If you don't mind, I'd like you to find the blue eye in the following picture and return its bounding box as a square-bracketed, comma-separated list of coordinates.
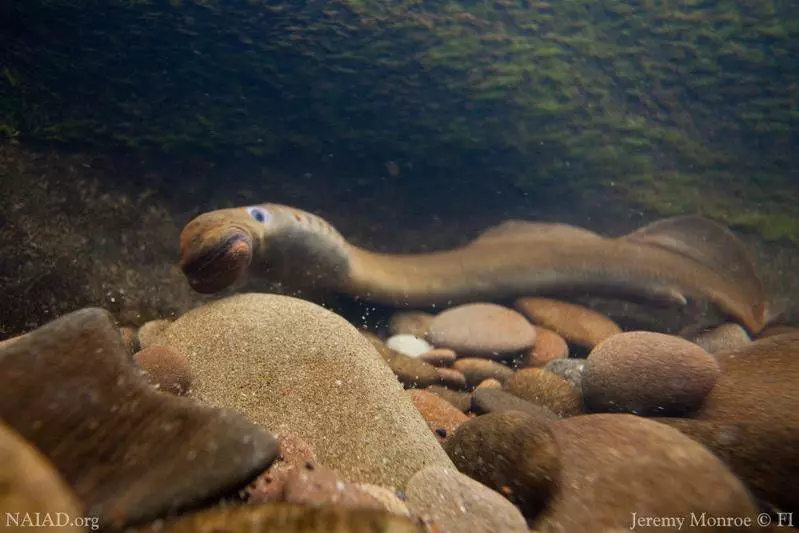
[246, 206, 270, 223]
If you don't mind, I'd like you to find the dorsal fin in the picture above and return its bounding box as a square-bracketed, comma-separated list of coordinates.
[622, 215, 765, 305]
[470, 220, 605, 246]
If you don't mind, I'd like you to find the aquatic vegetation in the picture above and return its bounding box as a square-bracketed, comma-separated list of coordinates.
[2, 0, 797, 239]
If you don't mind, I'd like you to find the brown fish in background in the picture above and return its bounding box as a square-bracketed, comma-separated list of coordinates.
[179, 203, 772, 333]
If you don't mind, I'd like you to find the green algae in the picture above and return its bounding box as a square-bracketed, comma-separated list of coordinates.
[1, 0, 797, 241]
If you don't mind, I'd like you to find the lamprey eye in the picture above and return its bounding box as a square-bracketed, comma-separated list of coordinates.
[246, 206, 270, 224]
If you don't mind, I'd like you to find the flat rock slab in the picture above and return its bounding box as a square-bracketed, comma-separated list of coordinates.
[0, 308, 278, 530]
[161, 293, 453, 489]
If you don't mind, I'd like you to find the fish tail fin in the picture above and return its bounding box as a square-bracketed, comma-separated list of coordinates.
[622, 215, 767, 333]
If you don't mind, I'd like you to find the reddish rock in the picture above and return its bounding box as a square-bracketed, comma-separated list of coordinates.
[408, 389, 469, 444]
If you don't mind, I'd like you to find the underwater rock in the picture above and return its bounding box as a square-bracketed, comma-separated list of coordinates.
[423, 386, 472, 413]
[474, 378, 502, 390]
[352, 484, 411, 517]
[137, 318, 173, 350]
[434, 367, 466, 390]
[542, 358, 586, 393]
[154, 503, 426, 533]
[118, 326, 140, 356]
[505, 368, 582, 417]
[426, 303, 536, 359]
[471, 388, 559, 420]
[521, 326, 569, 367]
[133, 345, 193, 395]
[452, 358, 514, 387]
[364, 332, 444, 388]
[243, 433, 319, 504]
[755, 324, 799, 339]
[532, 414, 759, 533]
[407, 389, 469, 444]
[160, 293, 453, 489]
[582, 331, 720, 416]
[389, 311, 436, 339]
[281, 463, 386, 512]
[443, 410, 561, 519]
[405, 465, 528, 533]
[691, 322, 751, 354]
[0, 307, 278, 529]
[656, 418, 798, 515]
[418, 348, 457, 367]
[515, 298, 622, 350]
[693, 333, 799, 512]
[0, 421, 86, 533]
[386, 334, 433, 357]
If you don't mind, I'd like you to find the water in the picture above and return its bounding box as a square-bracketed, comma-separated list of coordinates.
[1, 0, 798, 530]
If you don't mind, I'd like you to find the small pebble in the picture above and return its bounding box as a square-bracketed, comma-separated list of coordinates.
[386, 334, 433, 357]
[475, 378, 502, 390]
[543, 358, 586, 393]
[134, 345, 192, 395]
[419, 348, 457, 367]
[453, 358, 514, 387]
[515, 297, 621, 350]
[435, 367, 467, 389]
[389, 311, 436, 338]
[505, 368, 582, 417]
[408, 389, 469, 444]
[692, 323, 751, 354]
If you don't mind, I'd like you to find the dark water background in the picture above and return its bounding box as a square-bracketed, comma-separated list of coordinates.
[1, 0, 798, 337]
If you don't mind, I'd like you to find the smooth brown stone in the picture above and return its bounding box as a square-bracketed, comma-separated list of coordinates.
[134, 345, 193, 395]
[694, 333, 799, 512]
[698, 333, 799, 423]
[756, 324, 799, 339]
[471, 388, 559, 420]
[505, 368, 582, 417]
[656, 417, 799, 515]
[443, 410, 561, 519]
[522, 326, 568, 367]
[532, 414, 758, 532]
[419, 348, 457, 367]
[156, 503, 426, 533]
[453, 357, 514, 387]
[583, 331, 720, 416]
[427, 303, 536, 359]
[435, 368, 467, 390]
[424, 386, 472, 413]
[0, 421, 86, 533]
[474, 378, 502, 390]
[389, 311, 436, 339]
[692, 322, 751, 354]
[515, 298, 622, 350]
[0, 308, 278, 529]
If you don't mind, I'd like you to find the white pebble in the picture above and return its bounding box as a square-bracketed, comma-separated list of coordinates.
[386, 334, 432, 357]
